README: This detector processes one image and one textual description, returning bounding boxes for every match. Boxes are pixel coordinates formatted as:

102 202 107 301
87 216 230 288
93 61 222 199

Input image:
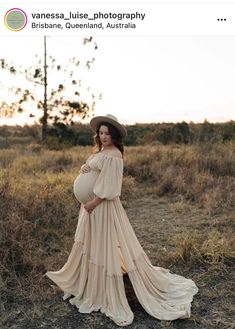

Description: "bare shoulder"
106 147 122 159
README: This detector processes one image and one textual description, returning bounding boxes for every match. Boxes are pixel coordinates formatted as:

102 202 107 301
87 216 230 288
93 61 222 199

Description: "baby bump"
73 171 99 204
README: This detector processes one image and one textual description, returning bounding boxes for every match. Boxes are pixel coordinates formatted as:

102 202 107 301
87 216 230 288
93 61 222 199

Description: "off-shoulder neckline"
94 152 123 160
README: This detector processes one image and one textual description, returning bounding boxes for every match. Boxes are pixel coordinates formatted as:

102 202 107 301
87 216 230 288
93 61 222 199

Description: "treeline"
0 120 234 147
123 120 235 145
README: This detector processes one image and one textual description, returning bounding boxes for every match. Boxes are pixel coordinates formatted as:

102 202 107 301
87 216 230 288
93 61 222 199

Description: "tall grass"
0 143 234 327
124 142 235 215
169 229 235 266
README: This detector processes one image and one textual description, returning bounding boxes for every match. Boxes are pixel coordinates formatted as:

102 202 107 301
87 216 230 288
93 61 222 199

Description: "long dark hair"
93 122 124 156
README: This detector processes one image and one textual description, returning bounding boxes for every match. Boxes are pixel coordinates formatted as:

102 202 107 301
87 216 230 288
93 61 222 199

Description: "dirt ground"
2 195 234 329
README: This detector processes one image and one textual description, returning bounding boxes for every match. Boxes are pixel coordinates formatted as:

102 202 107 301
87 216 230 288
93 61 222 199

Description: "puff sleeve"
93 155 123 200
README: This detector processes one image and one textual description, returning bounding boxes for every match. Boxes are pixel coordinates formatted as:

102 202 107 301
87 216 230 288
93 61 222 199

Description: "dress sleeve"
85 154 94 163
93 155 123 200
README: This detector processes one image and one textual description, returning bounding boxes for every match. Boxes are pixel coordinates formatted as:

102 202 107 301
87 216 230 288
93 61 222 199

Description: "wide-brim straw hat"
90 114 127 138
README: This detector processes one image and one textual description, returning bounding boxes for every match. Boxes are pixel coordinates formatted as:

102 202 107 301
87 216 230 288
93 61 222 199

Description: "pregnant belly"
73 171 99 204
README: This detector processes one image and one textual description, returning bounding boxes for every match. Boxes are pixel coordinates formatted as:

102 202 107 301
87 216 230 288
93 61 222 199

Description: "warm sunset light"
1 35 235 126
1 3 235 328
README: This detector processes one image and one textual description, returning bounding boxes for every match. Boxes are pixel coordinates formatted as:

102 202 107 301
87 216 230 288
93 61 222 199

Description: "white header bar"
1 4 235 36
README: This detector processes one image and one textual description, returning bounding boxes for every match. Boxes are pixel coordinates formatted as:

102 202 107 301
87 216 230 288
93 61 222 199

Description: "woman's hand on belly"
84 196 104 214
80 163 91 173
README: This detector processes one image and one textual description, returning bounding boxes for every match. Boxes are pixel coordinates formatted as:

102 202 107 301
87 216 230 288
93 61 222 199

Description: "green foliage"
0 120 234 148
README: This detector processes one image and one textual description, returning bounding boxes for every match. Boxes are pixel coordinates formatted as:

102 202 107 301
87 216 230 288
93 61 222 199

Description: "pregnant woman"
45 114 198 327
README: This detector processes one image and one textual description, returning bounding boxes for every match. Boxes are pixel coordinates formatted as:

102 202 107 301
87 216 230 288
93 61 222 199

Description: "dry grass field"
0 142 234 329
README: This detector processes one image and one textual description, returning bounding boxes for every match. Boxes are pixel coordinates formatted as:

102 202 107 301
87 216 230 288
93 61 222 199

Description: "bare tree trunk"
42 36 48 143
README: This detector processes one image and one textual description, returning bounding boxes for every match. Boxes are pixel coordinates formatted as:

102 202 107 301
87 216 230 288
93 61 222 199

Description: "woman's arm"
83 196 104 214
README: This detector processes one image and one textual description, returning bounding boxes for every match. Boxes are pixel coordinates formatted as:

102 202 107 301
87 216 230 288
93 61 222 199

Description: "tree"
0 36 101 143
172 121 191 144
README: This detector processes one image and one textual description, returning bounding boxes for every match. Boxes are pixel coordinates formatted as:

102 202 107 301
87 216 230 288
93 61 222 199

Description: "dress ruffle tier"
46 153 198 326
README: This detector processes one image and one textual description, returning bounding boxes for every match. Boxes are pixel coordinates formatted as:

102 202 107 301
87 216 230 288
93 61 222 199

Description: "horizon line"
0 119 235 128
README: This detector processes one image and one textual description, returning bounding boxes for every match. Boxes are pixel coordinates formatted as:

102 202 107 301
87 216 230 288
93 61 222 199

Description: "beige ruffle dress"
45 152 198 327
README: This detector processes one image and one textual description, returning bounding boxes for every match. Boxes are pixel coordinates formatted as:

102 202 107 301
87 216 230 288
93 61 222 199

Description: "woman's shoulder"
100 147 122 159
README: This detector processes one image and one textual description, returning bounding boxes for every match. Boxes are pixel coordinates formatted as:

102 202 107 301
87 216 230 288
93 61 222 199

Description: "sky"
0 34 235 125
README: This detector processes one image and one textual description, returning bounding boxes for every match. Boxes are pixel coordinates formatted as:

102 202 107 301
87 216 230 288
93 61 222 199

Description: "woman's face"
99 125 113 147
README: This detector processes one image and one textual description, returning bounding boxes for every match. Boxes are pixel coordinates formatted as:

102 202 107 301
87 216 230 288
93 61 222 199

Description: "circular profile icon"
4 8 27 31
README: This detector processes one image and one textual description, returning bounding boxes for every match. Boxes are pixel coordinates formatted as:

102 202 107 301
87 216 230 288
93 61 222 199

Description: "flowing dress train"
45 152 198 326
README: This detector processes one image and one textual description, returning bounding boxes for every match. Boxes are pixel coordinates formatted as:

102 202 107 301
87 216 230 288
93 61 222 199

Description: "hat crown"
90 113 127 138
105 114 119 122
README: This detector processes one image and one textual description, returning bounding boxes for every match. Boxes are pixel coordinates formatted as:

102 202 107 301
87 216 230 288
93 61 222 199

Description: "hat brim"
90 116 127 138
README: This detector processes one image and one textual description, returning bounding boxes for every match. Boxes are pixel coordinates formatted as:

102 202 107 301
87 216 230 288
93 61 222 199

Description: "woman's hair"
93 122 124 156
